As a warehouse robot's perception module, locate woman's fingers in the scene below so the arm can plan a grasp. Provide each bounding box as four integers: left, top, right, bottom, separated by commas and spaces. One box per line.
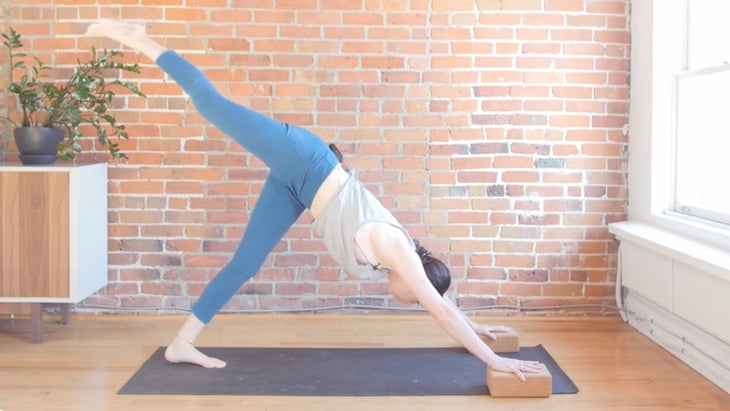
515, 360, 543, 375
514, 369, 526, 382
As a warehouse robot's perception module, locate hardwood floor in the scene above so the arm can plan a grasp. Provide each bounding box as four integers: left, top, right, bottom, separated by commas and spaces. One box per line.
0, 313, 728, 410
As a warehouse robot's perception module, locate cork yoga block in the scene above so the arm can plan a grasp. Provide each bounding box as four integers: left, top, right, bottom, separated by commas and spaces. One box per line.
482, 328, 519, 353
486, 363, 552, 398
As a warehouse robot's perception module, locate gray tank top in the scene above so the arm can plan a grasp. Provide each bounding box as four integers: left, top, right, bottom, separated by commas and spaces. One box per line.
313, 174, 415, 278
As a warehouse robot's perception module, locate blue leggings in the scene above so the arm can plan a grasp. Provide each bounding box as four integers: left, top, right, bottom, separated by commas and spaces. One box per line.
156, 51, 339, 323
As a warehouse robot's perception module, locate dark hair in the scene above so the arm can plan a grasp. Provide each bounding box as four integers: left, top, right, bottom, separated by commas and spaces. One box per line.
414, 240, 451, 296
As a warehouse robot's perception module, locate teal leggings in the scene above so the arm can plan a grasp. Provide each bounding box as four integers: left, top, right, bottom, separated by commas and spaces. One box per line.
157, 51, 339, 323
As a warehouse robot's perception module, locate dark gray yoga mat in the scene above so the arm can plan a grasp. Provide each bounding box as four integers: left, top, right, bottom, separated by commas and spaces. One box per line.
118, 344, 578, 396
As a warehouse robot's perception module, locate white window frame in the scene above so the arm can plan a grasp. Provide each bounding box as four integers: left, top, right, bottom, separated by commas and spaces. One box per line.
672, 0, 730, 226
627, 0, 730, 252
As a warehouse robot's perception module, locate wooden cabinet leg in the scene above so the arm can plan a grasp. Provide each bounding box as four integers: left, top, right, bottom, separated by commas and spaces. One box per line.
30, 303, 43, 344
60, 304, 71, 325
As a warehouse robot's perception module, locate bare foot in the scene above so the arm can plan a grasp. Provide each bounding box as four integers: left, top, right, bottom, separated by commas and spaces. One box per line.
85, 19, 146, 42
84, 19, 166, 61
164, 337, 227, 368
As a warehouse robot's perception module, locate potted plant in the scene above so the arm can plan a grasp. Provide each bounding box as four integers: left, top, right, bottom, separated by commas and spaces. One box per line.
2, 27, 145, 164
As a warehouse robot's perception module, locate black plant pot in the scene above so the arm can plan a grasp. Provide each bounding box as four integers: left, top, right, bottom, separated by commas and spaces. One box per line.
14, 127, 64, 165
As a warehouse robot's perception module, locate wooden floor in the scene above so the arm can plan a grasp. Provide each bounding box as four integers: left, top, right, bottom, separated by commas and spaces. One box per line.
0, 313, 728, 411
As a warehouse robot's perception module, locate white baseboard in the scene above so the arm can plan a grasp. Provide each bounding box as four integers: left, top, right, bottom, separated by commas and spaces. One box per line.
624, 291, 730, 394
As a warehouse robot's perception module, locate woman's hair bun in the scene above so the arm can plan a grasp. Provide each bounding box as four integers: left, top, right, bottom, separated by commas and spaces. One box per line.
412, 239, 451, 296
414, 240, 432, 264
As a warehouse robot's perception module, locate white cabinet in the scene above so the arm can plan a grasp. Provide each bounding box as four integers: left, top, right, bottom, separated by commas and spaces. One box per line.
0, 162, 108, 342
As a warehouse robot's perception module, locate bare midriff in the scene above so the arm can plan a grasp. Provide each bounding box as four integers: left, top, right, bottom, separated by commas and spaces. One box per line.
309, 164, 350, 221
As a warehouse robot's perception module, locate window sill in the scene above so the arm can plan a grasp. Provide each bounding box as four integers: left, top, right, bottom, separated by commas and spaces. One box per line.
609, 220, 730, 283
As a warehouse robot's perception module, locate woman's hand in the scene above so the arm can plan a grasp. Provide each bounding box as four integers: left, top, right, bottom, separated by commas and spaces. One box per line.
471, 323, 511, 341
489, 356, 543, 382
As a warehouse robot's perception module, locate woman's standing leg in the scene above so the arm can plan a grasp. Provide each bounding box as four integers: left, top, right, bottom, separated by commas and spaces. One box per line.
165, 174, 306, 367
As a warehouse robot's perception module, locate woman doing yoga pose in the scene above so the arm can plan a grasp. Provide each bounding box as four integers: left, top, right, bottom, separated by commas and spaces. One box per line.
85, 20, 541, 381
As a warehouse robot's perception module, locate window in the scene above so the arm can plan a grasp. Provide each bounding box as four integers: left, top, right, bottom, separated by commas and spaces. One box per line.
674, 0, 730, 226
624, 0, 730, 252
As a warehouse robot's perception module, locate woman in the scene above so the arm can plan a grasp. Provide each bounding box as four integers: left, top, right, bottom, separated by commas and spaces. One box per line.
85, 20, 541, 381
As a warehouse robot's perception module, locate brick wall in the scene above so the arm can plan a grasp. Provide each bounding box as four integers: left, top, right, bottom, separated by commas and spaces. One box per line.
2, 0, 629, 315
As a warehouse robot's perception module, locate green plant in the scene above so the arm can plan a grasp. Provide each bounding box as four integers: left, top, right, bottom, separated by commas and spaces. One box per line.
2, 27, 145, 160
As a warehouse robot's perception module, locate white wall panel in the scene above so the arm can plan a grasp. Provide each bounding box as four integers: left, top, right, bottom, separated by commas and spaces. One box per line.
674, 262, 730, 344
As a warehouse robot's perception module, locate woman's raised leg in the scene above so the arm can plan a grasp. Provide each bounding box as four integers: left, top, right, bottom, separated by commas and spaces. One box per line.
87, 19, 299, 173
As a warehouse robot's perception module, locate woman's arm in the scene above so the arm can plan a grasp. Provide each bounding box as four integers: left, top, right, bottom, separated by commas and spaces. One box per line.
372, 226, 540, 380
443, 297, 511, 341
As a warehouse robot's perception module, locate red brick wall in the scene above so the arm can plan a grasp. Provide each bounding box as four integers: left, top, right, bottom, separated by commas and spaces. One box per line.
2, 0, 629, 315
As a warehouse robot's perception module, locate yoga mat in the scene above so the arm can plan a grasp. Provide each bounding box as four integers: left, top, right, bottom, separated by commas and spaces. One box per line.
118, 345, 578, 396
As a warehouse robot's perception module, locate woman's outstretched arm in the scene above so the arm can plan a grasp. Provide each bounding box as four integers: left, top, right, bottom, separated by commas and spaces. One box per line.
443, 297, 512, 341
373, 227, 541, 381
